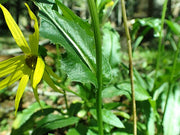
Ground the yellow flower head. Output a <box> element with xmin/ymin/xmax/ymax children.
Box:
<box><xmin>0</xmin><ymin>3</ymin><xmax>62</xmax><ymax>115</ymax></box>
<box><xmin>105</xmin><ymin>1</ymin><xmax>114</xmax><ymax>9</ymax></box>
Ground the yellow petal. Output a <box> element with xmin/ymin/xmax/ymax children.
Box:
<box><xmin>43</xmin><ymin>70</ymin><xmax>63</xmax><ymax>93</ymax></box>
<box><xmin>105</xmin><ymin>1</ymin><xmax>114</xmax><ymax>8</ymax></box>
<box><xmin>0</xmin><ymin>4</ymin><xmax>31</xmax><ymax>54</ymax></box>
<box><xmin>0</xmin><ymin>61</ymin><xmax>24</xmax><ymax>78</ymax></box>
<box><xmin>15</xmin><ymin>74</ymin><xmax>29</xmax><ymax>115</ymax></box>
<box><xmin>32</xmin><ymin>56</ymin><xmax>45</xmax><ymax>89</ymax></box>
<box><xmin>45</xmin><ymin>66</ymin><xmax>61</xmax><ymax>81</ymax></box>
<box><xmin>0</xmin><ymin>69</ymin><xmax>23</xmax><ymax>90</ymax></box>
<box><xmin>30</xmin><ymin>73</ymin><xmax>42</xmax><ymax>109</ymax></box>
<box><xmin>0</xmin><ymin>55</ymin><xmax>24</xmax><ymax>70</ymax></box>
<box><xmin>25</xmin><ymin>3</ymin><xmax>39</xmax><ymax>55</ymax></box>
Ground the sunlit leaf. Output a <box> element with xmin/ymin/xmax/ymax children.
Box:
<box><xmin>34</xmin><ymin>0</ymin><xmax>111</xmax><ymax>86</ymax></box>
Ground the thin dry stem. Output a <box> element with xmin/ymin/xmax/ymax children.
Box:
<box><xmin>121</xmin><ymin>0</ymin><xmax>137</xmax><ymax>134</ymax></box>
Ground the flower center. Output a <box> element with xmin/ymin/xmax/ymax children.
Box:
<box><xmin>25</xmin><ymin>55</ymin><xmax>37</xmax><ymax>69</ymax></box>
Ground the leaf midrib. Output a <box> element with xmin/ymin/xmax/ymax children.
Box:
<box><xmin>39</xmin><ymin>5</ymin><xmax>96</xmax><ymax>74</ymax></box>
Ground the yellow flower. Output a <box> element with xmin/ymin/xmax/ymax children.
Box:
<box><xmin>105</xmin><ymin>1</ymin><xmax>114</xmax><ymax>9</ymax></box>
<box><xmin>0</xmin><ymin>3</ymin><xmax>62</xmax><ymax>115</ymax></box>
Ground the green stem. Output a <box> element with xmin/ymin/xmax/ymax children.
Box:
<box><xmin>55</xmin><ymin>44</ymin><xmax>69</xmax><ymax>112</ymax></box>
<box><xmin>59</xmin><ymin>84</ymin><xmax>88</xmax><ymax>102</ymax></box>
<box><xmin>121</xmin><ymin>0</ymin><xmax>137</xmax><ymax>135</ymax></box>
<box><xmin>153</xmin><ymin>0</ymin><xmax>168</xmax><ymax>91</ymax></box>
<box><xmin>87</xmin><ymin>0</ymin><xmax>103</xmax><ymax>134</ymax></box>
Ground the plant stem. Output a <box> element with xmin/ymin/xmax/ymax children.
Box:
<box><xmin>153</xmin><ymin>0</ymin><xmax>168</xmax><ymax>91</ymax></box>
<box><xmin>121</xmin><ymin>0</ymin><xmax>137</xmax><ymax>135</ymax></box>
<box><xmin>55</xmin><ymin>44</ymin><xmax>69</xmax><ymax>112</ymax></box>
<box><xmin>87</xmin><ymin>0</ymin><xmax>103</xmax><ymax>134</ymax></box>
<box><xmin>59</xmin><ymin>84</ymin><xmax>89</xmax><ymax>102</ymax></box>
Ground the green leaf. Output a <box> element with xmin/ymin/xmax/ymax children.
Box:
<box><xmin>112</xmin><ymin>132</ymin><xmax>133</xmax><ymax>135</ymax></box>
<box><xmin>104</xmin><ymin>123</ymin><xmax>114</xmax><ymax>133</ymax></box>
<box><xmin>34</xmin><ymin>0</ymin><xmax>111</xmax><ymax>86</ymax></box>
<box><xmin>76</xmin><ymin>123</ymin><xmax>89</xmax><ymax>135</ymax></box>
<box><xmin>55</xmin><ymin>0</ymin><xmax>92</xmax><ymax>36</ymax></box>
<box><xmin>132</xmin><ymin>27</ymin><xmax>151</xmax><ymax>51</ymax></box>
<box><xmin>102</xmin><ymin>22</ymin><xmax>121</xmax><ymax>68</ymax></box>
<box><xmin>153</xmin><ymin>83</ymin><xmax>168</xmax><ymax>100</ymax></box>
<box><xmin>163</xmin><ymin>84</ymin><xmax>180</xmax><ymax>135</ymax></box>
<box><xmin>117</xmin><ymin>82</ymin><xmax>151</xmax><ymax>101</ymax></box>
<box><xmin>116</xmin><ymin>111</ymin><xmax>130</xmax><ymax>119</ymax></box>
<box><xmin>102</xmin><ymin>85</ymin><xmax>131</xmax><ymax>99</ymax></box>
<box><xmin>67</xmin><ymin>128</ymin><xmax>81</xmax><ymax>135</ymax></box>
<box><xmin>90</xmin><ymin>109</ymin><xmax>124</xmax><ymax>128</ymax></box>
<box><xmin>12</xmin><ymin>101</ymin><xmax>47</xmax><ymax>129</ymax></box>
<box><xmin>87</xmin><ymin>129</ymin><xmax>98</xmax><ymax>135</ymax></box>
<box><xmin>11</xmin><ymin>101</ymin><xmax>57</xmax><ymax>135</ymax></box>
<box><xmin>68</xmin><ymin>102</ymin><xmax>82</xmax><ymax>116</ymax></box>
<box><xmin>103</xmin><ymin>102</ymin><xmax>122</xmax><ymax>110</ymax></box>
<box><xmin>76</xmin><ymin>84</ymin><xmax>92</xmax><ymax>101</ymax></box>
<box><xmin>173</xmin><ymin>62</ymin><xmax>180</xmax><ymax>82</ymax></box>
<box><xmin>32</xmin><ymin>114</ymin><xmax>79</xmax><ymax>135</ymax></box>
<box><xmin>61</xmin><ymin>52</ymin><xmax>97</xmax><ymax>86</ymax></box>
<box><xmin>103</xmin><ymin>81</ymin><xmax>151</xmax><ymax>101</ymax></box>
<box><xmin>36</xmin><ymin>0</ymin><xmax>96</xmax><ymax>85</ymax></box>
<box><xmin>38</xmin><ymin>45</ymin><xmax>47</xmax><ymax>59</ymax></box>
<box><xmin>147</xmin><ymin>108</ymin><xmax>156</xmax><ymax>135</ymax></box>
<box><xmin>133</xmin><ymin>69</ymin><xmax>148</xmax><ymax>90</ymax></box>
<box><xmin>166</xmin><ymin>20</ymin><xmax>180</xmax><ymax>35</ymax></box>
<box><xmin>133</xmin><ymin>18</ymin><xmax>161</xmax><ymax>37</ymax></box>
